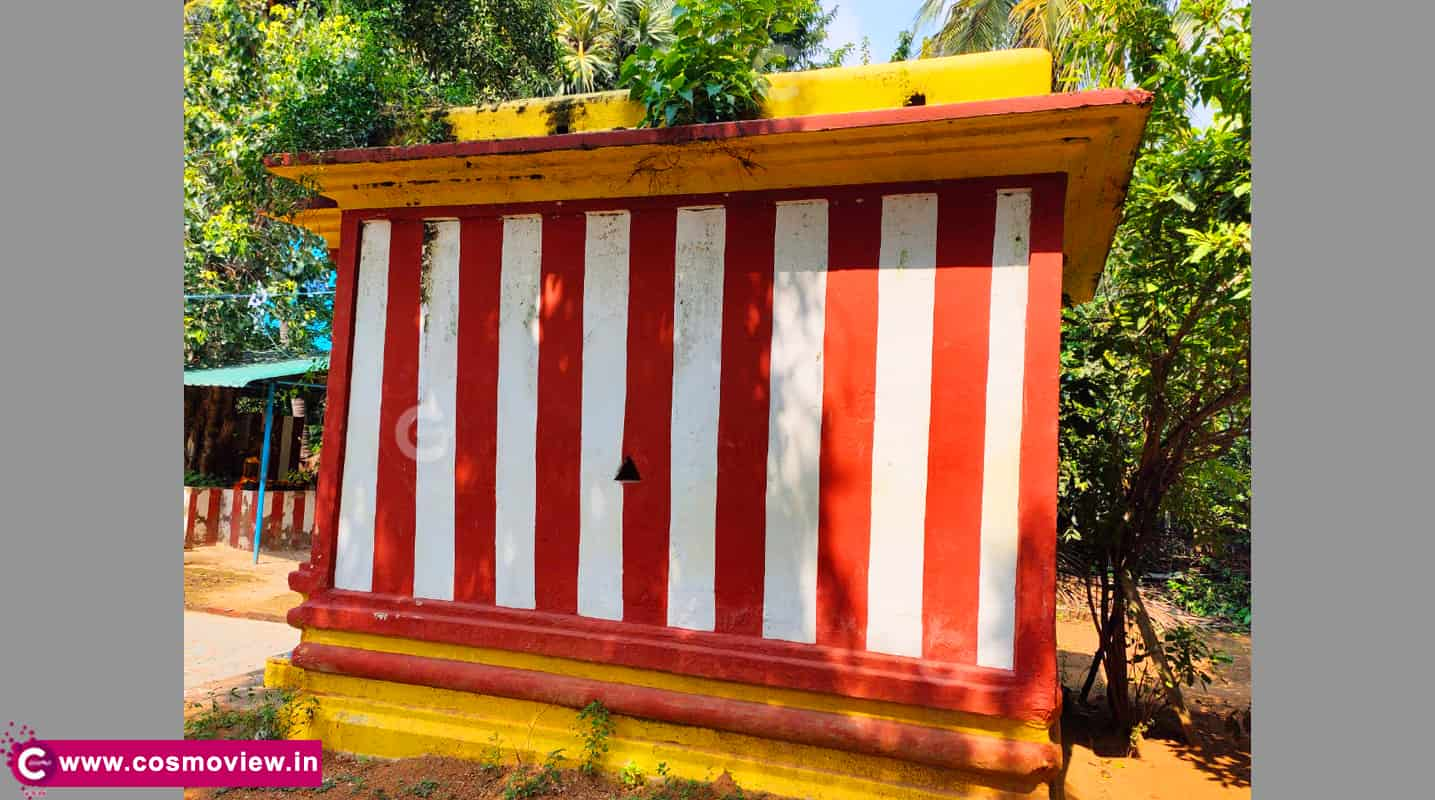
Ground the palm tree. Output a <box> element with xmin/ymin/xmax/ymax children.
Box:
<box><xmin>912</xmin><ymin>0</ymin><xmax>1084</xmax><ymax>65</ymax></box>
<box><xmin>910</xmin><ymin>1</ymin><xmax>1196</xmax><ymax>91</ymax></box>
<box><xmin>556</xmin><ymin>0</ymin><xmax>675</xmax><ymax>94</ymax></box>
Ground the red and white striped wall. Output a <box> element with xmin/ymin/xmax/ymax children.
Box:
<box><xmin>325</xmin><ymin>176</ymin><xmax>1063</xmax><ymax>673</ymax></box>
<box><xmin>184</xmin><ymin>487</ymin><xmax>316</xmax><ymax>551</ymax></box>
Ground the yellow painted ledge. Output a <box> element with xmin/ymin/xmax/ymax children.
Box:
<box><xmin>299</xmin><ymin>628</ymin><xmax>1051</xmax><ymax>743</ymax></box>
<box><xmin>447</xmin><ymin>50</ymin><xmax>1052</xmax><ymax>142</ymax></box>
<box><xmin>266</xmin><ymin>657</ymin><xmax>1049</xmax><ymax>800</ymax></box>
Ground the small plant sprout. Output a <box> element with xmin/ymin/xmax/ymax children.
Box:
<box><xmin>619</xmin><ymin>760</ymin><xmax>644</xmax><ymax>789</ymax></box>
<box><xmin>502</xmin><ymin>749</ymin><xmax>565</xmax><ymax>800</ymax></box>
<box><xmin>576</xmin><ymin>699</ymin><xmax>615</xmax><ymax>775</ymax></box>
<box><xmin>482</xmin><ymin>730</ymin><xmax>505</xmax><ymax>771</ymax></box>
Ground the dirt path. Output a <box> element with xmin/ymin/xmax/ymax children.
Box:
<box><xmin>184</xmin><ymin>545</ymin><xmax>307</xmax><ymax>621</ymax></box>
<box><xmin>183</xmin><ymin>611</ymin><xmax>298</xmax><ymax>695</ymax></box>
<box><xmin>1053</xmin><ymin>580</ymin><xmax>1251</xmax><ymax>798</ymax></box>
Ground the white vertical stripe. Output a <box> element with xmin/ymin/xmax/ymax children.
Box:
<box><xmin>242</xmin><ymin>491</ymin><xmax>256</xmax><ymax>545</ymax></box>
<box><xmin>219</xmin><ymin>489</ymin><xmax>234</xmax><ymax>540</ymax></box>
<box><xmin>196</xmin><ymin>490</ymin><xmax>211</xmax><ymax>537</ymax></box>
<box><xmin>414</xmin><ymin>221</ymin><xmax>461</xmax><ymax>600</ymax></box>
<box><xmin>495</xmin><ymin>215</ymin><xmax>543</xmax><ymax>609</ymax></box>
<box><xmin>865</xmin><ymin>193</ymin><xmax>939</xmax><ymax>657</ymax></box>
<box><xmin>763</xmin><ymin>200</ymin><xmax>828</xmax><ymax>644</ymax></box>
<box><xmin>183</xmin><ymin>488</ymin><xmax>191</xmax><ymax>536</ymax></box>
<box><xmin>668</xmin><ymin>206</ymin><xmax>726</xmax><ymax>631</ymax></box>
<box><xmin>977</xmin><ymin>189</ymin><xmax>1033</xmax><ymax>671</ymax></box>
<box><xmin>578</xmin><ymin>211</ymin><xmax>631</xmax><ymax>621</ymax></box>
<box><xmin>335</xmin><ymin>220</ymin><xmax>391</xmax><ymax>592</ymax></box>
<box><xmin>302</xmin><ymin>490</ymin><xmax>316</xmax><ymax>536</ymax></box>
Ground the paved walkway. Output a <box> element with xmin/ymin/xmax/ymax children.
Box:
<box><xmin>183</xmin><ymin>610</ymin><xmax>299</xmax><ymax>696</ymax></box>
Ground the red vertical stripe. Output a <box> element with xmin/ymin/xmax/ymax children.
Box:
<box><xmin>922</xmin><ymin>183</ymin><xmax>998</xmax><ymax>663</ymax></box>
<box><xmin>206</xmin><ymin>489</ymin><xmax>222</xmax><ymax>545</ymax></box>
<box><xmin>290</xmin><ymin>492</ymin><xmax>307</xmax><ymax>549</ymax></box>
<box><xmin>454</xmin><ymin>217</ymin><xmax>504</xmax><ymax>605</ymax></box>
<box><xmin>312</xmin><ymin>213</ymin><xmax>363</xmax><ymax>587</ymax></box>
<box><xmin>372</xmin><ymin>220</ymin><xmax>423</xmax><ymax>596</ymax></box>
<box><xmin>229</xmin><ymin>488</ymin><xmax>244</xmax><ymax>548</ymax></box>
<box><xmin>815</xmin><ymin>194</ymin><xmax>881</xmax><ymax>650</ymax></box>
<box><xmin>185</xmin><ymin>490</ymin><xmax>199</xmax><ymax>547</ymax></box>
<box><xmin>1013</xmin><ymin>176</ymin><xmax>1064</xmax><ymax>692</ymax></box>
<box><xmin>263</xmin><ymin>491</ymin><xmax>283</xmax><ymax>550</ymax></box>
<box><xmin>621</xmin><ymin>207</ymin><xmax>676</xmax><ymax>625</ymax></box>
<box><xmin>713</xmin><ymin>201</ymin><xmax>775</xmax><ymax>636</ymax></box>
<box><xmin>534</xmin><ymin>212</ymin><xmax>586</xmax><ymax>615</ymax></box>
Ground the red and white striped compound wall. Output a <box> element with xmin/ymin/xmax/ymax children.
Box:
<box><xmin>184</xmin><ymin>487</ymin><xmax>316</xmax><ymax>551</ymax></box>
<box><xmin>319</xmin><ymin>174</ymin><xmax>1063</xmax><ymax>684</ymax></box>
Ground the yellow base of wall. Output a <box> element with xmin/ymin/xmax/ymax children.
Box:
<box><xmin>266</xmin><ymin>657</ymin><xmax>1051</xmax><ymax>800</ymax></box>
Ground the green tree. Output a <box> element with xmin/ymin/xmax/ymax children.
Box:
<box><xmin>184</xmin><ymin>0</ymin><xmax>559</xmax><ymax>367</ymax></box>
<box><xmin>556</xmin><ymin>0</ymin><xmax>677</xmax><ymax>93</ymax></box>
<box><xmin>769</xmin><ymin>1</ymin><xmax>854</xmax><ymax>70</ymax></box>
<box><xmin>1054</xmin><ymin>0</ymin><xmax>1250</xmax><ymax>729</ymax></box>
<box><xmin>617</xmin><ymin>0</ymin><xmax>842</xmax><ymax>126</ymax></box>
<box><xmin>184</xmin><ymin>0</ymin><xmax>422</xmax><ymax>367</ymax></box>
<box><xmin>343</xmin><ymin>0</ymin><xmax>563</xmax><ymax>104</ymax></box>
<box><xmin>910</xmin><ymin>0</ymin><xmax>1099</xmax><ymax>84</ymax></box>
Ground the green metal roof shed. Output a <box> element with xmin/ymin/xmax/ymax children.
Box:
<box><xmin>183</xmin><ymin>357</ymin><xmax>329</xmax><ymax>388</ymax></box>
<box><xmin>184</xmin><ymin>356</ymin><xmax>328</xmax><ymax>561</ymax></box>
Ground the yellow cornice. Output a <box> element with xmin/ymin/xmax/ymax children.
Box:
<box><xmin>445</xmin><ymin>49</ymin><xmax>1053</xmax><ymax>141</ymax></box>
<box><xmin>264</xmin><ymin>51</ymin><xmax>1151</xmax><ymax>303</ymax></box>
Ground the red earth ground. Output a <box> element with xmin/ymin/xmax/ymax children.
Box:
<box><xmin>183</xmin><ymin>547</ymin><xmax>1250</xmax><ymax>799</ymax></box>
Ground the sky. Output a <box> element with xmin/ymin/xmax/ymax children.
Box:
<box><xmin>823</xmin><ymin>0</ymin><xmax>921</xmax><ymax>66</ymax></box>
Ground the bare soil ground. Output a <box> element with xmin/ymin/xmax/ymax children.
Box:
<box><xmin>184</xmin><ymin>544</ymin><xmax>308</xmax><ymax>621</ymax></box>
<box><xmin>182</xmin><ymin>751</ymin><xmax>756</xmax><ymax>800</ymax></box>
<box><xmin>182</xmin><ymin>556</ymin><xmax>1250</xmax><ymax>799</ymax></box>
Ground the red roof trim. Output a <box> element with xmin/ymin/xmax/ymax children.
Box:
<box><xmin>265</xmin><ymin>89</ymin><xmax>1152</xmax><ymax>169</ymax></box>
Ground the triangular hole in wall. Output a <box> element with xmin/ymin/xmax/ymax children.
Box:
<box><xmin>614</xmin><ymin>456</ymin><xmax>641</xmax><ymax>483</ymax></box>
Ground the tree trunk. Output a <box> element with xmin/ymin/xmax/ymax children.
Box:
<box><xmin>1100</xmin><ymin>573</ymin><xmax>1133</xmax><ymax>728</ymax></box>
<box><xmin>214</xmin><ymin>388</ymin><xmax>239</xmax><ymax>476</ymax></box>
<box><xmin>1120</xmin><ymin>570</ymin><xmax>1198</xmax><ymax>744</ymax></box>
<box><xmin>183</xmin><ymin>387</ymin><xmax>202</xmax><ymax>470</ymax></box>
<box><xmin>196</xmin><ymin>387</ymin><xmax>224</xmax><ymax>475</ymax></box>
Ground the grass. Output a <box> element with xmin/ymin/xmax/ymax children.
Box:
<box><xmin>185</xmin><ymin>688</ymin><xmax>317</xmax><ymax>741</ymax></box>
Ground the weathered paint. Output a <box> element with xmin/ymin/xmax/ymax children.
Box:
<box><xmin>493</xmin><ymin>215</ymin><xmax>542</xmax><ymax>610</ymax></box>
<box><xmin>287</xmin><ymin>642</ymin><xmax>1059</xmax><ymax>776</ymax></box>
<box><xmin>453</xmin><ymin>217</ymin><xmax>504</xmax><ymax>605</ymax></box>
<box><xmin>334</xmin><ymin>221</ymin><xmax>390</xmax><ymax>592</ymax></box>
<box><xmin>295</xmin><ymin>627</ymin><xmax>1052</xmax><ymax>740</ymax></box>
<box><xmin>268</xmin><ymin>90</ymin><xmax>1150</xmax><ymax>305</ymax></box>
<box><xmin>439</xmin><ymin>50</ymin><xmax>1053</xmax><ymax>142</ymax></box>
<box><xmin>976</xmin><ymin>190</ymin><xmax>1033</xmax><ymax>672</ymax></box>
<box><xmin>762</xmin><ymin>200</ymin><xmax>828</xmax><ymax>645</ymax></box>
<box><xmin>413</xmin><ymin>220</ymin><xmax>461</xmax><ymax>601</ymax></box>
<box><xmin>281</xmin><ymin>177</ymin><xmax>1066</xmax><ymax>723</ymax></box>
<box><xmin>866</xmin><ymin>193</ymin><xmax>939</xmax><ymax>659</ymax></box>
<box><xmin>267</xmin><ymin>656</ymin><xmax>1050</xmax><ymax>800</ymax></box>
<box><xmin>186</xmin><ymin>487</ymin><xmax>317</xmax><ymax>551</ymax></box>
<box><xmin>371</xmin><ymin>221</ymin><xmax>423</xmax><ymax>596</ymax></box>
<box><xmin>620</xmin><ymin>207</ymin><xmax>676</xmax><ymax>627</ymax></box>
<box><xmin>666</xmin><ymin>207</ymin><xmax>725</xmax><ymax>632</ymax></box>
<box><xmin>261</xmin><ymin>49</ymin><xmax>1136</xmax><ymax>796</ymax></box>
<box><xmin>577</xmin><ymin>211</ymin><xmax>631</xmax><ymax>621</ymax></box>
